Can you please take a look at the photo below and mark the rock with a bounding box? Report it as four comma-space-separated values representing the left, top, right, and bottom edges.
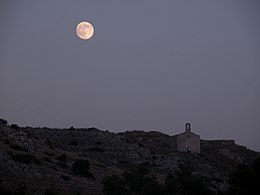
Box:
8, 132, 34, 152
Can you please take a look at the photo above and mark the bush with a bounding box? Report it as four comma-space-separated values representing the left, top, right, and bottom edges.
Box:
56, 153, 67, 162
60, 175, 70, 181
44, 151, 54, 156
138, 143, 144, 147
174, 163, 212, 195
34, 158, 42, 165
102, 175, 129, 195
10, 144, 27, 152
96, 141, 102, 145
4, 139, 10, 144
123, 165, 163, 194
10, 124, 19, 130
164, 172, 178, 194
87, 147, 105, 152
252, 156, 260, 176
229, 157, 260, 195
44, 188, 57, 195
0, 118, 8, 125
11, 153, 40, 164
0, 185, 12, 194
102, 163, 213, 195
72, 159, 94, 179
56, 161, 67, 169
43, 157, 52, 163
70, 139, 79, 146
102, 164, 164, 195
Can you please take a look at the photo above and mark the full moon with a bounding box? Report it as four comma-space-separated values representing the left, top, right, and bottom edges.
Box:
76, 21, 94, 40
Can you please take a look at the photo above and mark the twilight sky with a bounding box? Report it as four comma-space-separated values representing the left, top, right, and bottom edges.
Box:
0, 0, 260, 151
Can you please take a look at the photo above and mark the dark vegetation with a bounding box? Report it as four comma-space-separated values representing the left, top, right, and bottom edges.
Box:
70, 139, 79, 146
56, 153, 67, 161
228, 156, 260, 195
11, 153, 41, 165
44, 188, 58, 195
0, 119, 7, 125
102, 157, 260, 195
72, 159, 94, 179
102, 163, 213, 195
87, 147, 105, 152
10, 144, 28, 151
10, 124, 19, 130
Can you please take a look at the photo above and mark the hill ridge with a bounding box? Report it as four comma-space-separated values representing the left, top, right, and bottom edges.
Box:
0, 120, 259, 194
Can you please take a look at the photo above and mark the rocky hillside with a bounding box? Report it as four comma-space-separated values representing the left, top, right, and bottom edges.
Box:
0, 119, 259, 194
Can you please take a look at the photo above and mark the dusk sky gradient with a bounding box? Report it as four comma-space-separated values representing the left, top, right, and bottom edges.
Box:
0, 0, 260, 151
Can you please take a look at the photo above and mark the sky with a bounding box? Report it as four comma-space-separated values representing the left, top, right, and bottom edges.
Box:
0, 0, 260, 151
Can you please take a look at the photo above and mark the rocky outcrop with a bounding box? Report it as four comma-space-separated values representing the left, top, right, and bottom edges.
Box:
7, 132, 34, 152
